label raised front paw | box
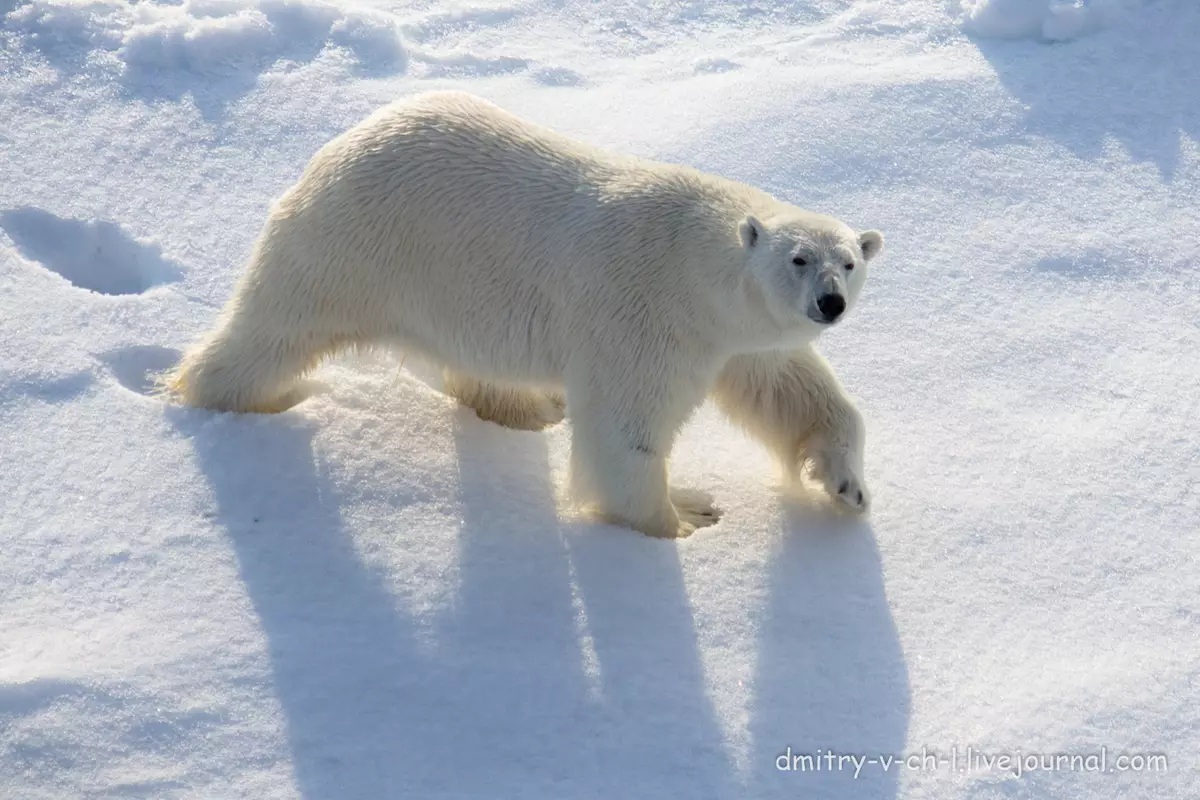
[832,474,870,513]
[812,452,871,514]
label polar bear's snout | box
[815,290,846,323]
[814,272,847,323]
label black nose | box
[817,293,846,321]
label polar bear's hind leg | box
[166,319,351,414]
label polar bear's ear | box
[859,230,884,261]
[739,215,764,249]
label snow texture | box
[7,0,408,74]
[960,0,1149,41]
[1,0,1198,798]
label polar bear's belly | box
[388,279,568,385]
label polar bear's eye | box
[844,262,855,271]
[792,256,807,266]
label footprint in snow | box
[0,207,184,296]
[99,345,182,397]
[0,369,95,408]
[693,58,741,74]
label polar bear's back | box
[277,92,761,275]
[278,92,621,260]
[256,91,770,380]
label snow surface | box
[960,0,1148,41]
[1,0,1198,798]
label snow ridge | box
[960,0,1149,41]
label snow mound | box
[960,0,1147,41]
[6,0,408,73]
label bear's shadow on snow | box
[170,403,430,798]
[745,503,910,799]
[174,390,906,799]
[445,415,742,797]
[969,3,1199,180]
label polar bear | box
[167,91,884,538]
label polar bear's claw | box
[831,473,870,514]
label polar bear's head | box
[738,211,883,335]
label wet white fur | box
[167,91,884,537]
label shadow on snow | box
[171,387,908,798]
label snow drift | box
[960,0,1149,41]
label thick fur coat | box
[168,91,884,537]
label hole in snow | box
[693,57,741,74]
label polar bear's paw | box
[476,389,564,431]
[545,390,567,418]
[811,453,871,514]
[669,486,722,530]
[832,475,870,513]
[445,373,565,431]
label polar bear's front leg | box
[713,347,870,513]
[565,362,711,538]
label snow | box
[1,0,1197,798]
[960,0,1148,41]
[7,0,408,74]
